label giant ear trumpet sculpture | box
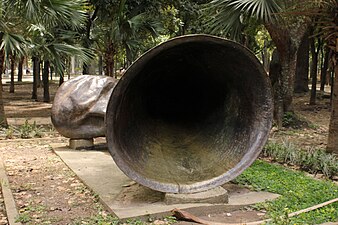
[106,35,273,194]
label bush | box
[262,141,338,178]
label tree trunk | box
[42,60,50,103]
[32,57,40,100]
[327,39,338,154]
[0,49,8,127]
[82,7,99,75]
[98,55,103,75]
[126,45,133,67]
[104,42,115,77]
[269,49,283,128]
[320,48,330,92]
[59,72,64,86]
[261,39,270,72]
[327,62,338,154]
[38,61,42,87]
[9,54,15,93]
[18,56,24,82]
[265,23,301,115]
[309,37,320,105]
[294,30,309,93]
[50,66,53,80]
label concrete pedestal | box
[69,138,94,150]
[165,186,228,205]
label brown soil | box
[2,82,58,118]
[270,92,331,150]
[0,82,334,224]
[0,138,106,224]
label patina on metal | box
[107,34,273,194]
[52,75,118,139]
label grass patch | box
[16,213,31,223]
[2,120,45,139]
[262,141,338,178]
[235,160,338,224]
[72,214,120,225]
[72,209,177,225]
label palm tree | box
[28,24,93,101]
[203,0,311,127]
[0,0,90,123]
[94,0,162,76]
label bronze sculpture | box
[52,75,117,139]
[106,35,273,193]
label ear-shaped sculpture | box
[106,35,273,193]
[51,75,118,139]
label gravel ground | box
[0,137,111,225]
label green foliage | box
[5,125,14,139]
[262,141,338,178]
[2,121,46,139]
[163,215,177,224]
[1,0,92,76]
[235,160,338,224]
[72,214,120,225]
[282,112,310,129]
[18,120,44,139]
[201,0,281,40]
[15,212,32,223]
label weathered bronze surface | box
[106,34,273,194]
[52,75,117,139]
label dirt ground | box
[271,92,331,150]
[0,81,334,224]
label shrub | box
[262,141,338,178]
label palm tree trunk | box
[104,42,115,77]
[265,25,296,107]
[265,23,307,127]
[38,61,42,87]
[9,54,15,93]
[261,39,270,72]
[294,30,309,93]
[126,46,133,67]
[269,49,283,128]
[0,49,8,127]
[32,56,39,100]
[42,60,50,102]
[59,72,64,86]
[320,49,330,92]
[98,55,103,75]
[18,56,24,82]
[327,41,338,154]
[309,37,321,105]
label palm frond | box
[228,0,281,21]
[202,0,281,40]
[0,32,26,57]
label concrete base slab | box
[53,144,280,220]
[165,187,228,205]
[69,138,94,149]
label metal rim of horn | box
[106,34,273,194]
